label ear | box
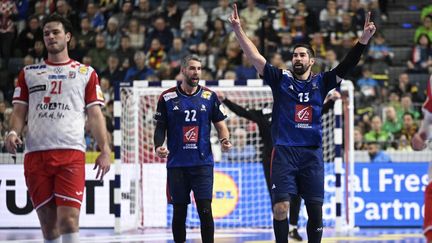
[310,57,315,65]
[66,32,71,43]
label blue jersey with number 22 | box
[154,84,227,168]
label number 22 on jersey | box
[184,110,197,122]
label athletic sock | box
[62,232,79,243]
[273,218,288,243]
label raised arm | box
[333,12,376,80]
[229,4,266,76]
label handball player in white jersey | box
[412,76,432,243]
[5,14,111,243]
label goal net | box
[114,80,355,232]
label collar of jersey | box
[44,59,74,66]
[177,83,202,97]
[292,71,313,82]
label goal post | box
[113,79,356,232]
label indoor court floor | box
[0,228,426,243]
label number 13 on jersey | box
[298,92,309,102]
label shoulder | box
[69,60,97,77]
[281,69,294,78]
[201,86,216,94]
[159,86,178,102]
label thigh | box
[50,150,86,209]
[271,146,299,204]
[167,167,192,204]
[297,147,324,204]
[36,200,58,234]
[189,165,213,201]
[24,151,55,210]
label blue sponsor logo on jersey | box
[25,64,46,70]
[48,75,67,79]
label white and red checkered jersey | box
[12,59,104,152]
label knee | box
[196,200,213,220]
[273,202,289,220]
[38,211,59,239]
[58,213,79,234]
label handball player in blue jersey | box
[153,55,232,243]
[229,4,376,243]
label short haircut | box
[181,55,201,68]
[402,112,414,119]
[42,13,73,36]
[293,43,315,58]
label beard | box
[293,63,310,76]
[46,42,66,55]
[185,76,199,87]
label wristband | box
[6,130,18,138]
[219,138,229,143]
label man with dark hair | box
[229,4,376,242]
[5,14,111,243]
[153,55,232,243]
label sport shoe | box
[289,228,303,241]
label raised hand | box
[359,12,376,44]
[228,4,241,30]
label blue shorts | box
[167,165,214,204]
[271,145,324,205]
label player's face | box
[292,47,314,76]
[43,21,71,54]
[182,60,202,87]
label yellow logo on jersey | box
[201,91,212,100]
[212,171,239,218]
[79,66,88,74]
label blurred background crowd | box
[0,0,430,157]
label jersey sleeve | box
[212,93,228,123]
[85,70,105,108]
[263,62,282,90]
[153,95,168,123]
[12,70,29,105]
[223,98,260,122]
[322,69,341,96]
